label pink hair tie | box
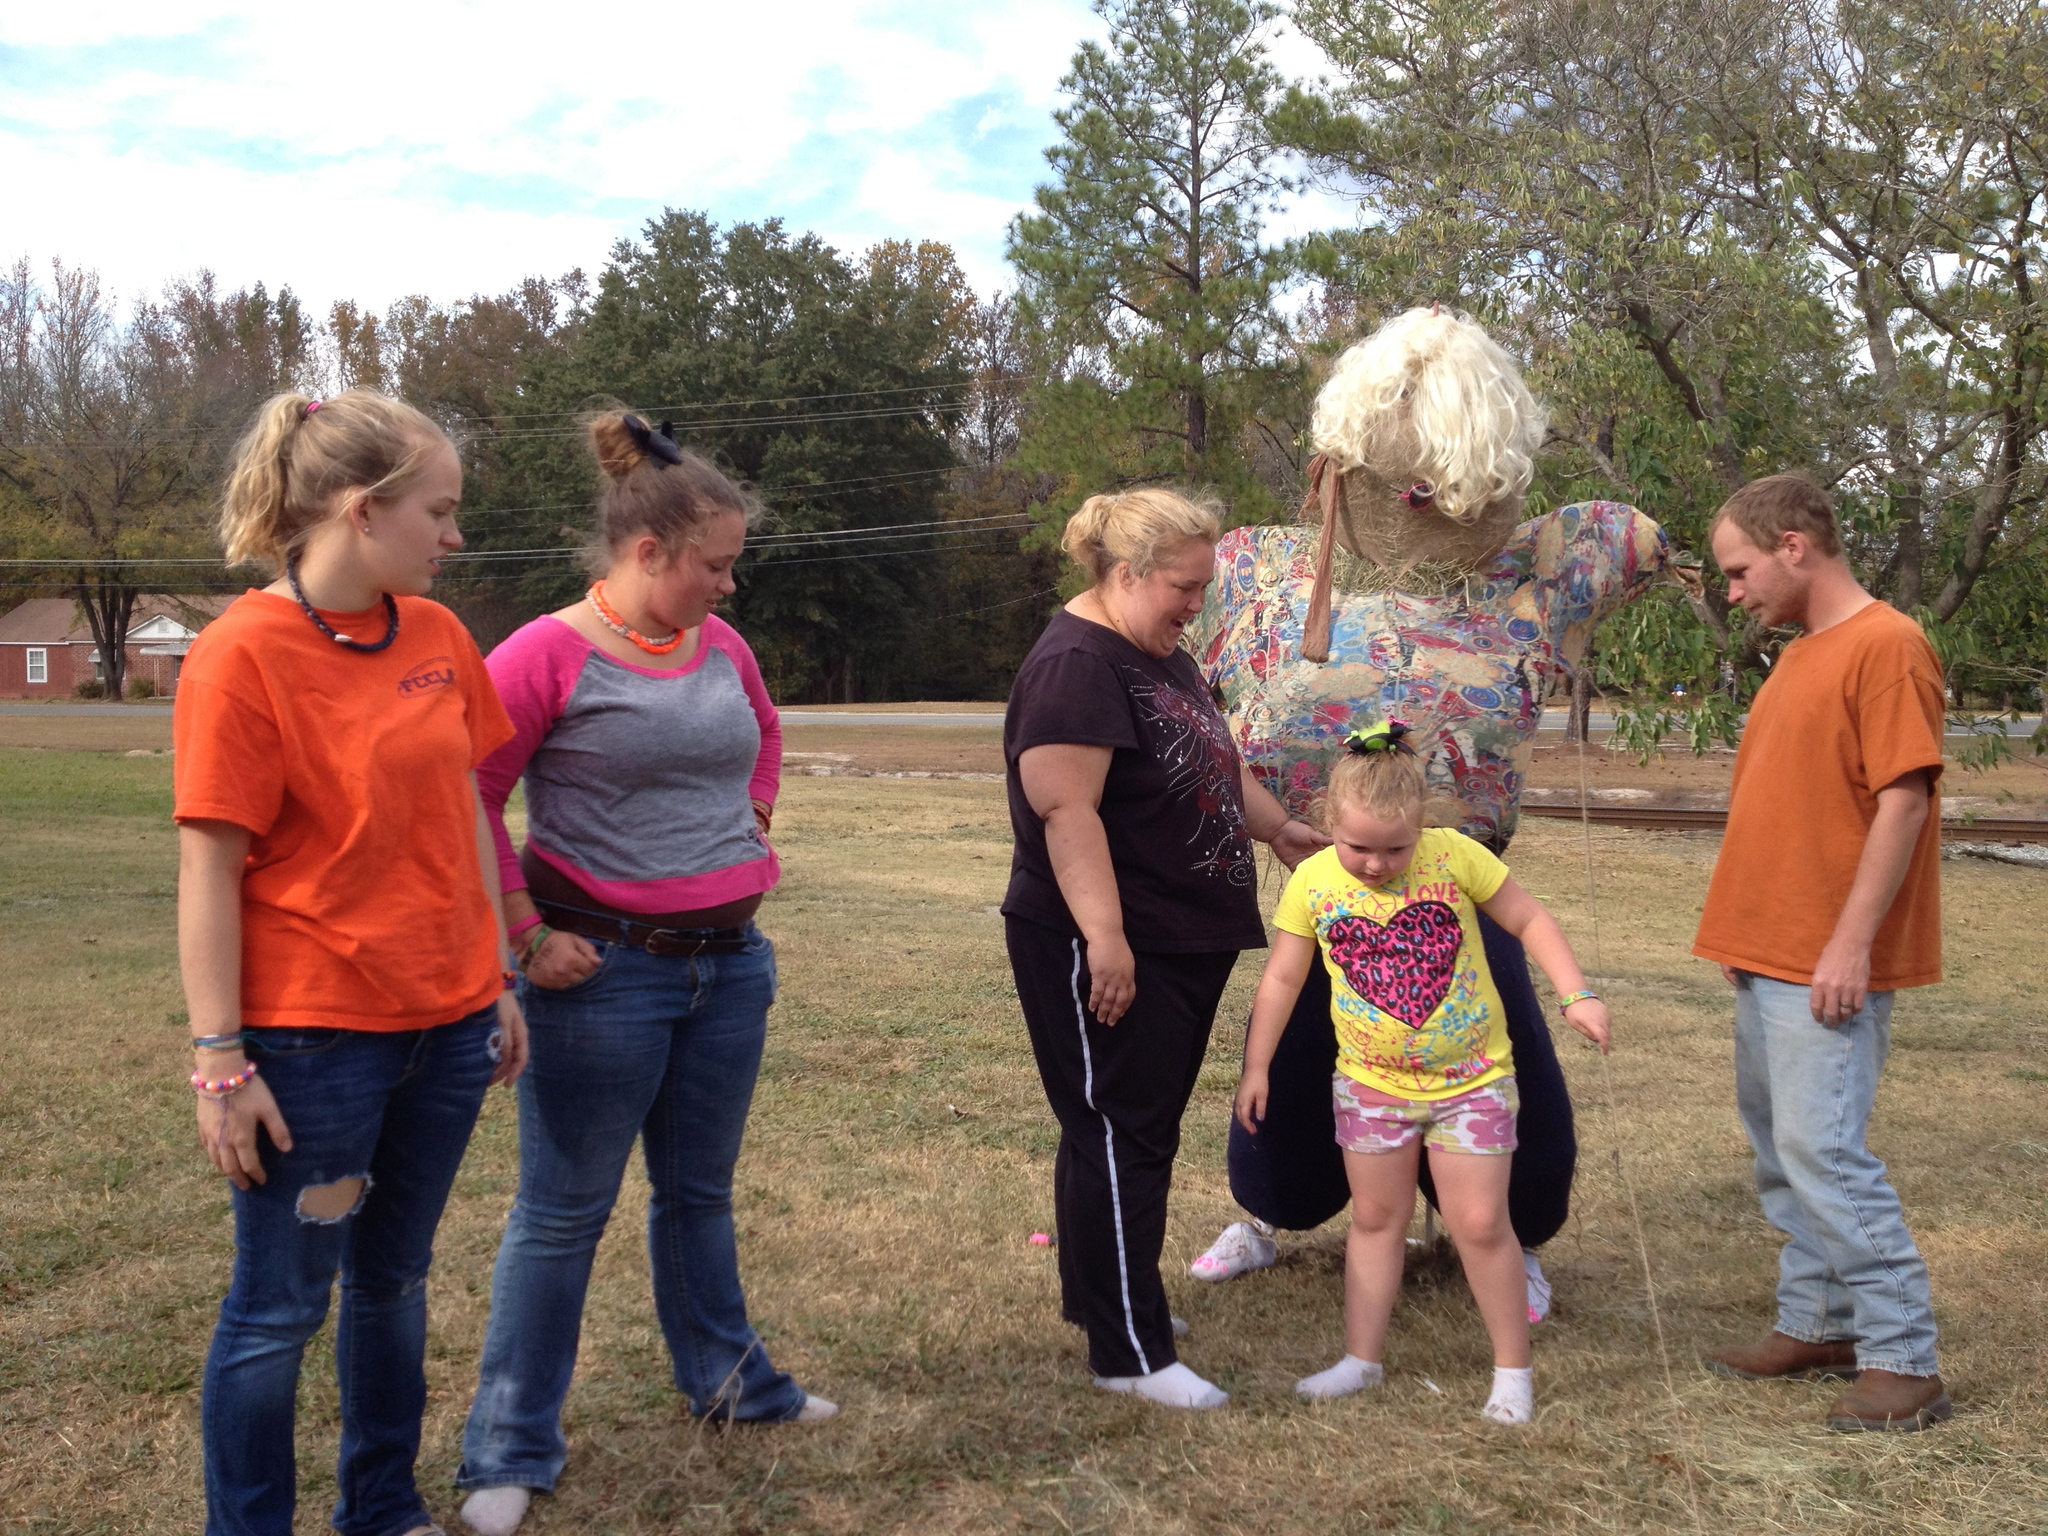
[1398,481,1436,510]
[305,399,322,413]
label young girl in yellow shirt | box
[1235,723,1610,1422]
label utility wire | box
[0,511,1040,568]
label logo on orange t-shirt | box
[398,656,458,698]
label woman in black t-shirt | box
[1004,488,1326,1410]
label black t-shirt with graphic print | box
[1003,609,1266,955]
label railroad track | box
[1520,803,2048,844]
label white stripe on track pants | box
[1006,915,1240,1378]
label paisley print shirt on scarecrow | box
[1274,832,1513,1100]
[1185,502,1675,844]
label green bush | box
[125,676,156,700]
[74,678,106,700]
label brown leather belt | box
[536,901,754,958]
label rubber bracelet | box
[520,925,554,966]
[191,1032,246,1051]
[507,913,543,941]
[1557,990,1600,1011]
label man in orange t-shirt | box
[1692,474,1949,1433]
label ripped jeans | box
[201,1005,500,1536]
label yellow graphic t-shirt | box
[1273,831,1514,1100]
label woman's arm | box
[1234,930,1318,1132]
[1479,875,1610,1052]
[731,631,782,836]
[1240,765,1329,869]
[477,628,601,985]
[471,777,528,1084]
[1017,742,1134,1025]
[179,819,292,1188]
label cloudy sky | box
[2,0,1342,317]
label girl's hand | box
[1085,933,1137,1026]
[196,1075,291,1190]
[1563,997,1612,1054]
[1234,1069,1269,1134]
[523,929,603,990]
[491,989,529,1086]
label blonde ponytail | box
[1061,487,1221,583]
[219,389,447,572]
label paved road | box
[7,702,2042,739]
[0,703,176,715]
[780,711,1004,726]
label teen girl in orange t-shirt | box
[174,390,525,1536]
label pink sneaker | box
[1189,1222,1277,1282]
[1524,1248,1553,1324]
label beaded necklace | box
[587,581,684,655]
[286,560,400,653]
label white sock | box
[1093,1360,1229,1409]
[1483,1365,1534,1424]
[1295,1354,1384,1400]
[460,1486,532,1536]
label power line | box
[9,399,975,453]
[0,510,1040,568]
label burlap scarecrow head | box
[1297,308,1547,660]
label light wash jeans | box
[1733,972,1939,1376]
[458,927,803,1495]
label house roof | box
[0,594,234,644]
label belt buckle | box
[642,928,705,959]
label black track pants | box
[1225,910,1578,1246]
[1007,917,1240,1379]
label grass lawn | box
[3,747,2046,1534]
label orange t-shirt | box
[1693,601,1944,990]
[174,591,515,1030]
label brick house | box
[0,595,232,699]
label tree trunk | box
[75,577,136,703]
[1563,659,1595,745]
[1855,269,1927,611]
[1933,407,2024,622]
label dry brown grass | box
[3,749,2046,1534]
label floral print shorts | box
[1332,1074,1520,1156]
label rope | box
[1576,726,1706,1535]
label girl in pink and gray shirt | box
[456,414,832,1536]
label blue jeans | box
[201,1007,501,1536]
[458,928,801,1493]
[1733,973,1939,1376]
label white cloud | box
[0,0,1347,317]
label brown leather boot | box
[1826,1370,1953,1432]
[1706,1331,1860,1381]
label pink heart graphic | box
[1325,902,1463,1027]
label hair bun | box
[588,412,683,480]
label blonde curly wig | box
[1310,307,1546,526]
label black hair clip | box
[623,413,684,466]
[1345,719,1413,756]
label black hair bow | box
[623,413,684,466]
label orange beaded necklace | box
[587,581,685,655]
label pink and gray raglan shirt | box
[478,613,781,915]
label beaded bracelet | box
[1556,990,1601,1012]
[191,1032,246,1051]
[191,1061,259,1097]
[501,968,520,990]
